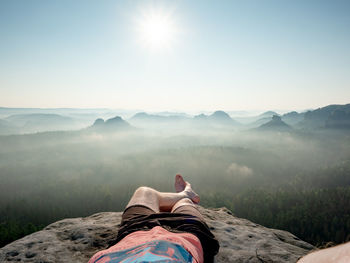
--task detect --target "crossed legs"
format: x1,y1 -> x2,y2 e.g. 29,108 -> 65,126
126,174 -> 200,213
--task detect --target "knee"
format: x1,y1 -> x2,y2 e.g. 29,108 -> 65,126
134,186 -> 154,195
171,198 -> 195,213
176,198 -> 194,206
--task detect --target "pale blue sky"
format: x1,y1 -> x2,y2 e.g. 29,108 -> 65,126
0,0 -> 349,111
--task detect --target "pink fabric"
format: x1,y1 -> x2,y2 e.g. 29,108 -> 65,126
89,226 -> 203,263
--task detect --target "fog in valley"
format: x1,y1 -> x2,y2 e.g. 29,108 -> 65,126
1,105 -> 350,248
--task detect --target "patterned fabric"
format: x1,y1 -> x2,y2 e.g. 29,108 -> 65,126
89,226 -> 202,263
115,206 -> 218,263
92,240 -> 193,263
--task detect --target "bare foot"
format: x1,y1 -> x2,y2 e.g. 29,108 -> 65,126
174,174 -> 200,204
184,182 -> 200,204
175,174 -> 186,193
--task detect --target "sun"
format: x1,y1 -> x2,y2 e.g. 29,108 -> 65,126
137,9 -> 177,50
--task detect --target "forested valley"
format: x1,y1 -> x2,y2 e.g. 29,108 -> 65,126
1,128 -> 349,248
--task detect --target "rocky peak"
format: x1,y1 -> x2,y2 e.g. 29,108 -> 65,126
90,116 -> 131,131
258,114 -> 291,131
105,116 -> 125,125
211,111 -> 231,120
0,207 -> 313,262
92,118 -> 104,126
272,115 -> 282,121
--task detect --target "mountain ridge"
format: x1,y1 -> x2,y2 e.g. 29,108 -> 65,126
1,104 -> 350,135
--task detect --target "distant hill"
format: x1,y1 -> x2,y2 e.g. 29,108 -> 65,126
299,104 -> 350,129
210,111 -> 236,123
6,113 -> 74,125
4,113 -> 78,133
282,111 -> 305,126
0,108 -> 139,127
0,119 -> 19,135
2,104 -> 349,133
153,111 -> 190,118
257,115 -> 292,131
129,110 -> 240,130
234,111 -> 280,125
325,109 -> 350,129
194,111 -> 240,126
259,111 -> 279,118
238,111 -> 304,129
245,117 -> 271,128
128,112 -> 190,130
130,112 -> 187,122
194,113 -> 207,120
90,116 -> 132,132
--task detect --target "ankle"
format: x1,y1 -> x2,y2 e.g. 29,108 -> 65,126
180,191 -> 189,199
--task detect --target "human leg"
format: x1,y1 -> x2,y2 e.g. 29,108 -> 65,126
171,197 -> 205,221
125,184 -> 199,212
172,174 -> 205,221
117,175 -> 219,262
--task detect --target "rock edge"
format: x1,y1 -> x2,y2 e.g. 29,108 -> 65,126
0,207 -> 314,262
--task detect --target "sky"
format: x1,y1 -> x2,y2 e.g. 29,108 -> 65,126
0,0 -> 349,112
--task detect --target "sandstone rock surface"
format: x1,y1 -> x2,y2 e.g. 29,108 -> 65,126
0,207 -> 314,262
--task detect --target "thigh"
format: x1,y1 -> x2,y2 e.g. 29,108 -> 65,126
121,205 -> 156,224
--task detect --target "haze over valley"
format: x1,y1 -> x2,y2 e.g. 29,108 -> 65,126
1,103 -> 350,248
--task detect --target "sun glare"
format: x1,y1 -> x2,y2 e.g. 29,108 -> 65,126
137,9 -> 177,50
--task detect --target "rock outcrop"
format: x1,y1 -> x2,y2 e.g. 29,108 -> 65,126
89,116 -> 132,132
193,111 -> 240,127
0,207 -> 314,262
257,115 -> 292,131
